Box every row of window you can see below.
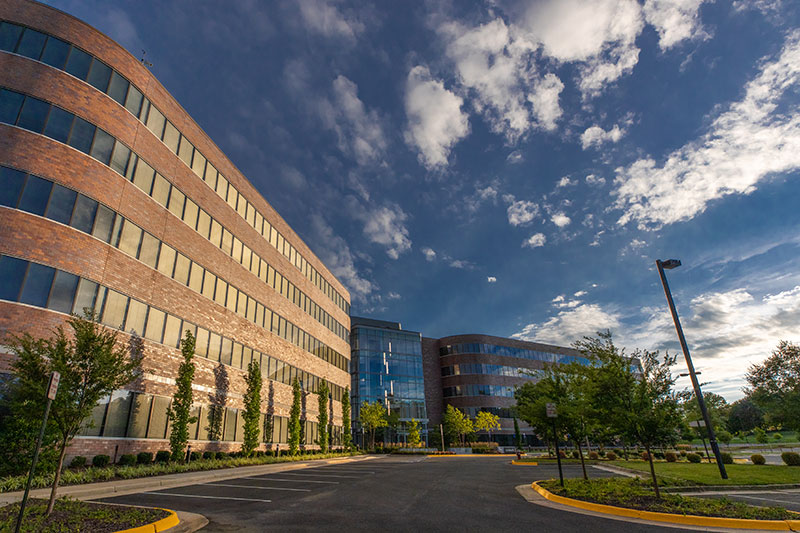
[460,406,518,419]
[441,363,536,378]
[351,398,427,422]
[0,164,348,372]
[350,327,422,356]
[0,89,349,368]
[79,388,343,445]
[442,384,517,398]
[0,20,350,315]
[355,374,426,401]
[0,254,346,403]
[439,342,591,366]
[352,351,424,378]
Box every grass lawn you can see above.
[0,498,168,532]
[609,460,800,485]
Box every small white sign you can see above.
[47,372,60,400]
[546,403,557,418]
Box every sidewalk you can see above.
[0,455,379,506]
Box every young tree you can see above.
[289,377,302,455]
[341,386,352,450]
[241,359,262,457]
[317,380,330,453]
[474,411,501,442]
[443,405,473,446]
[168,331,197,461]
[407,418,422,448]
[746,341,800,431]
[360,400,388,449]
[579,332,681,498]
[8,313,142,515]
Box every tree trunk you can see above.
[576,440,588,480]
[46,437,68,516]
[645,444,660,498]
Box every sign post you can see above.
[546,402,564,487]
[15,371,60,533]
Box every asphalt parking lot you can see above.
[98,456,693,532]
[695,489,800,512]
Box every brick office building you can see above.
[0,0,351,459]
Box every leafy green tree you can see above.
[754,426,768,444]
[513,417,522,450]
[727,398,764,434]
[341,386,352,450]
[7,313,142,515]
[443,405,473,446]
[241,359,262,457]
[578,331,681,498]
[360,400,388,449]
[474,411,501,442]
[407,418,422,448]
[289,378,302,455]
[168,331,197,461]
[385,409,400,444]
[207,405,223,441]
[717,430,733,448]
[746,341,800,431]
[317,380,330,453]
[680,391,728,442]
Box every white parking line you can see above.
[312,469,375,474]
[204,483,310,492]
[143,492,271,503]
[279,472,358,478]
[243,476,339,484]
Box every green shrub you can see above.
[598,450,606,457]
[720,452,733,465]
[69,456,86,469]
[774,433,783,440]
[215,451,226,460]
[665,452,677,462]
[137,452,153,464]
[781,452,800,466]
[653,451,665,460]
[588,451,599,460]
[676,444,692,451]
[203,451,215,460]
[92,455,110,468]
[679,450,687,457]
[687,453,701,463]
[155,451,171,463]
[750,454,766,465]
[640,451,651,461]
[190,451,201,461]
[571,450,580,459]
[605,451,617,461]
[118,454,136,466]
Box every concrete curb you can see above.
[0,455,378,506]
[113,507,179,533]
[530,481,800,531]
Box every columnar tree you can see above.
[241,359,262,457]
[513,417,522,450]
[341,386,352,450]
[8,313,142,515]
[317,380,330,453]
[360,400,388,449]
[407,418,422,448]
[168,331,197,461]
[474,411,501,443]
[289,377,302,455]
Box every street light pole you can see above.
[656,259,728,479]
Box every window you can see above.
[46,270,78,314]
[163,314,182,348]
[18,175,52,216]
[231,343,243,369]
[86,59,112,92]
[127,393,152,439]
[220,338,232,365]
[145,105,165,138]
[0,166,26,207]
[138,233,160,268]
[178,135,193,165]
[167,187,185,218]
[16,28,47,60]
[65,47,92,80]
[151,174,170,206]
[204,163,217,187]
[145,307,165,342]
[104,390,132,437]
[42,106,74,143]
[182,198,198,229]
[107,72,129,106]
[226,284,238,312]
[118,219,142,257]
[215,174,228,199]
[72,278,99,315]
[132,159,154,194]
[125,299,147,335]
[90,128,115,165]
[236,291,247,316]
[208,332,221,362]
[0,89,24,124]
[201,271,216,299]
[80,394,108,436]
[188,262,204,292]
[209,219,222,247]
[214,277,227,306]
[67,116,96,154]
[110,141,131,175]
[191,151,205,177]
[0,255,28,301]
[0,23,23,52]
[220,228,232,255]
[196,210,211,239]
[157,244,176,277]
[163,121,180,153]
[173,253,190,285]
[223,408,237,441]
[124,85,143,116]
[195,327,209,357]
[147,396,170,439]
[44,184,77,225]
[101,289,128,328]
[17,96,50,133]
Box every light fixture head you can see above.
[660,259,682,269]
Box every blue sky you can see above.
[45,0,800,401]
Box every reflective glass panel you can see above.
[70,194,97,233]
[16,28,47,60]
[67,116,95,154]
[0,23,23,52]
[42,105,74,143]
[18,175,52,216]
[107,71,129,105]
[64,47,92,80]
[0,89,24,124]
[0,166,26,207]
[40,36,70,69]
[19,263,55,307]
[17,97,50,133]
[0,255,28,301]
[90,128,115,165]
[44,184,76,225]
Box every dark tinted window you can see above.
[16,28,47,60]
[67,116,95,154]
[92,204,115,242]
[64,47,92,80]
[40,37,70,69]
[86,59,112,92]
[90,128,114,164]
[48,270,79,313]
[0,255,27,301]
[124,85,143,116]
[42,106,74,143]
[70,194,97,233]
[0,23,23,52]
[19,263,55,307]
[0,166,26,208]
[45,184,77,225]
[107,72,129,105]
[0,89,24,124]
[16,97,50,133]
[17,174,52,216]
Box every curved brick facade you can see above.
[0,0,350,459]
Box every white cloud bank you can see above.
[298,0,364,42]
[581,124,624,149]
[643,0,709,51]
[507,199,539,226]
[522,233,547,248]
[310,214,375,302]
[358,204,412,259]
[614,31,800,229]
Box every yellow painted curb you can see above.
[427,454,518,458]
[530,482,800,531]
[113,508,179,533]
[511,460,538,466]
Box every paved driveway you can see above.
[98,455,692,532]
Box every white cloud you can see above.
[585,174,606,186]
[522,233,547,248]
[643,0,709,51]
[629,238,646,249]
[580,124,624,149]
[387,291,401,300]
[614,32,800,229]
[552,295,565,303]
[557,176,576,188]
[298,0,364,41]
[507,150,524,164]
[529,73,565,131]
[404,65,470,169]
[487,276,497,283]
[514,303,622,345]
[507,200,539,226]
[309,214,375,302]
[421,247,437,261]
[574,290,588,297]
[551,212,571,227]
[449,259,474,269]
[360,204,412,259]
